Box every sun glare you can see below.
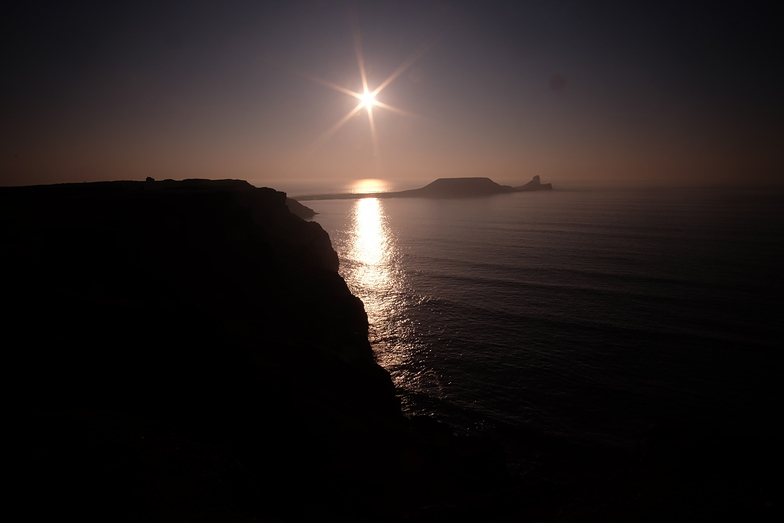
[359,90,376,108]
[350,178,389,194]
[301,18,434,163]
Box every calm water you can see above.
[303,187,783,464]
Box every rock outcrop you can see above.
[3,179,507,521]
[514,175,553,191]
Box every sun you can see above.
[359,90,376,108]
[300,19,435,161]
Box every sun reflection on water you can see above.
[352,198,388,279]
[348,198,397,313]
[345,198,406,370]
[340,197,444,409]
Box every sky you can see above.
[2,0,782,189]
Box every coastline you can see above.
[5,179,779,521]
[294,176,553,201]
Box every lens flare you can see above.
[298,15,437,166]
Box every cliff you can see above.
[3,179,507,521]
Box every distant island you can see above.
[295,175,553,201]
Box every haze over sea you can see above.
[286,180,782,473]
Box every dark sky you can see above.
[2,0,782,188]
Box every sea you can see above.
[275,180,783,475]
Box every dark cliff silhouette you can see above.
[295,176,553,201]
[285,196,317,218]
[3,179,507,521]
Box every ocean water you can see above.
[303,187,783,468]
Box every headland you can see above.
[295,175,553,201]
[3,178,508,521]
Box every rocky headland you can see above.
[4,179,507,521]
[295,175,553,201]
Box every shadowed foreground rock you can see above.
[3,179,508,521]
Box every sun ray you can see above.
[289,68,362,100]
[351,16,370,96]
[371,38,439,96]
[366,104,380,159]
[372,100,423,120]
[298,16,436,162]
[306,102,365,156]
